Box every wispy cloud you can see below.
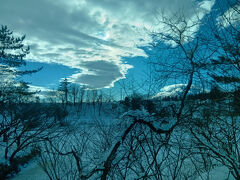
[0,65,17,83]
[69,60,132,89]
[217,3,240,28]
[28,85,57,99]
[28,85,53,92]
[0,0,215,88]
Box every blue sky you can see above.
[1,0,231,96]
[19,61,79,89]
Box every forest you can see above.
[0,0,240,179]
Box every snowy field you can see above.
[1,103,236,179]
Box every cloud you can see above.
[0,0,216,88]
[153,84,203,98]
[152,0,215,46]
[28,85,57,99]
[28,85,53,92]
[0,65,17,84]
[153,84,187,98]
[217,3,240,28]
[69,60,132,89]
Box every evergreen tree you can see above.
[0,26,36,162]
[0,25,29,67]
[0,26,66,178]
[0,25,41,104]
[58,78,69,105]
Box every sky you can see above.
[0,0,222,96]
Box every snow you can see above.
[197,166,234,180]
[12,161,48,180]
[120,108,150,120]
[1,103,238,179]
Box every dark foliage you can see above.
[121,95,158,114]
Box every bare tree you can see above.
[36,11,205,180]
[35,4,240,179]
[188,1,240,178]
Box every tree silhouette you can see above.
[0,25,29,67]
[0,26,61,178]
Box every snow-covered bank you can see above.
[11,161,48,180]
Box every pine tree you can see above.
[0,25,29,67]
[0,26,40,105]
[58,78,69,105]
[0,25,37,161]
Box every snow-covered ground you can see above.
[8,103,120,179]
[2,103,238,179]
[12,161,48,180]
[12,163,234,180]
[196,166,234,180]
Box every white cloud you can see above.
[153,84,187,98]
[28,85,53,92]
[68,60,133,89]
[152,0,215,45]
[0,65,17,84]
[28,85,57,99]
[0,0,215,88]
[153,84,202,98]
[217,3,240,28]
